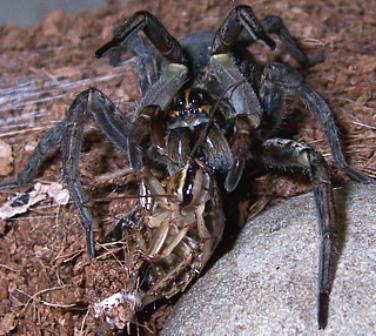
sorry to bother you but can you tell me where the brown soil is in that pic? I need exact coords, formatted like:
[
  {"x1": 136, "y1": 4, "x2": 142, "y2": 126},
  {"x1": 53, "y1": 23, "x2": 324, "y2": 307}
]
[{"x1": 0, "y1": 0, "x2": 375, "y2": 335}]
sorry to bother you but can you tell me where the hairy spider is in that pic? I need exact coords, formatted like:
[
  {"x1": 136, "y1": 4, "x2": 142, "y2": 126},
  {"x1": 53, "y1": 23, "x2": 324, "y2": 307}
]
[{"x1": 0, "y1": 5, "x2": 374, "y2": 329}]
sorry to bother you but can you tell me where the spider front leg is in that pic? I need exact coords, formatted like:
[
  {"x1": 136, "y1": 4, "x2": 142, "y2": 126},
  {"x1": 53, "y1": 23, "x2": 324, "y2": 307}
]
[
  {"x1": 125, "y1": 35, "x2": 160, "y2": 95},
  {"x1": 95, "y1": 11, "x2": 187, "y2": 65},
  {"x1": 261, "y1": 138, "x2": 337, "y2": 329},
  {"x1": 96, "y1": 11, "x2": 190, "y2": 117},
  {"x1": 212, "y1": 5, "x2": 276, "y2": 54},
  {"x1": 260, "y1": 61, "x2": 375, "y2": 183},
  {"x1": 108, "y1": 33, "x2": 160, "y2": 96}
]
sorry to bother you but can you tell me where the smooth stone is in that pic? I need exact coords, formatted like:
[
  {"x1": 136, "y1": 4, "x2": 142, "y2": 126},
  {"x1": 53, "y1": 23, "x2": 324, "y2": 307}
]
[{"x1": 162, "y1": 183, "x2": 376, "y2": 336}]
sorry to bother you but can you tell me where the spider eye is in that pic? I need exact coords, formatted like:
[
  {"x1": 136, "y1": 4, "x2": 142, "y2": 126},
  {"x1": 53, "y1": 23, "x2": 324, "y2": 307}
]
[
  {"x1": 175, "y1": 98, "x2": 184, "y2": 113},
  {"x1": 189, "y1": 92, "x2": 203, "y2": 111}
]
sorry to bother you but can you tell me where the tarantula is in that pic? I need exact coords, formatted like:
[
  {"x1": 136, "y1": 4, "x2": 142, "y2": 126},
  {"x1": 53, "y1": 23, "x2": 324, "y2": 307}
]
[{"x1": 1, "y1": 5, "x2": 374, "y2": 329}]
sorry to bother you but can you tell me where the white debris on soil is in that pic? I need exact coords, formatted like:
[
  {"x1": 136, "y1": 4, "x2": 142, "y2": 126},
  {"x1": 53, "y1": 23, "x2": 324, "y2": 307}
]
[
  {"x1": 0, "y1": 140, "x2": 13, "y2": 176},
  {"x1": 0, "y1": 182, "x2": 70, "y2": 220},
  {"x1": 93, "y1": 291, "x2": 142, "y2": 330},
  {"x1": 45, "y1": 182, "x2": 70, "y2": 205}
]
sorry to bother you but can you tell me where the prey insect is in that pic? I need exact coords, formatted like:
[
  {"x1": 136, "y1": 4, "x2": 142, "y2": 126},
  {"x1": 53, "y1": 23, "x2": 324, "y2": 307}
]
[
  {"x1": 95, "y1": 160, "x2": 224, "y2": 331},
  {"x1": 1, "y1": 4, "x2": 374, "y2": 330}
]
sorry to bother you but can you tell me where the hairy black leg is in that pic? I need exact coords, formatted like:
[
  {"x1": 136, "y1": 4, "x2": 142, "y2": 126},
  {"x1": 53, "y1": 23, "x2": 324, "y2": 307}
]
[
  {"x1": 212, "y1": 5, "x2": 276, "y2": 54},
  {"x1": 259, "y1": 69, "x2": 284, "y2": 137},
  {"x1": 95, "y1": 11, "x2": 187, "y2": 65},
  {"x1": 85, "y1": 88, "x2": 143, "y2": 171},
  {"x1": 128, "y1": 36, "x2": 160, "y2": 95},
  {"x1": 261, "y1": 15, "x2": 324, "y2": 67},
  {"x1": 61, "y1": 88, "x2": 139, "y2": 257},
  {"x1": 233, "y1": 13, "x2": 323, "y2": 67},
  {"x1": 63, "y1": 88, "x2": 154, "y2": 256},
  {"x1": 1, "y1": 87, "x2": 146, "y2": 257},
  {"x1": 261, "y1": 138, "x2": 338, "y2": 329},
  {"x1": 0, "y1": 121, "x2": 66, "y2": 190},
  {"x1": 61, "y1": 92, "x2": 96, "y2": 257},
  {"x1": 109, "y1": 32, "x2": 160, "y2": 95},
  {"x1": 261, "y1": 62, "x2": 375, "y2": 183}
]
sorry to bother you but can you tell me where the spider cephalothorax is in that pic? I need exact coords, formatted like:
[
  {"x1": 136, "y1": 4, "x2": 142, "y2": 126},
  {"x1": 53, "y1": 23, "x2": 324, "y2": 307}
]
[{"x1": 1, "y1": 5, "x2": 374, "y2": 330}]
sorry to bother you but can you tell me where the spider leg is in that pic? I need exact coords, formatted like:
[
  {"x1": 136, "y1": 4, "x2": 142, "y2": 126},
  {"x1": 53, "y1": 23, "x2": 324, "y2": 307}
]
[
  {"x1": 61, "y1": 91, "x2": 96, "y2": 257},
  {"x1": 212, "y1": 5, "x2": 276, "y2": 54},
  {"x1": 85, "y1": 88, "x2": 143, "y2": 171},
  {"x1": 0, "y1": 88, "x2": 146, "y2": 256},
  {"x1": 0, "y1": 89, "x2": 131, "y2": 189},
  {"x1": 236, "y1": 15, "x2": 324, "y2": 67},
  {"x1": 261, "y1": 61, "x2": 375, "y2": 183},
  {"x1": 0, "y1": 121, "x2": 66, "y2": 190},
  {"x1": 261, "y1": 138, "x2": 337, "y2": 329},
  {"x1": 95, "y1": 12, "x2": 191, "y2": 171},
  {"x1": 95, "y1": 11, "x2": 188, "y2": 66},
  {"x1": 107, "y1": 40, "x2": 188, "y2": 173},
  {"x1": 62, "y1": 88, "x2": 146, "y2": 257},
  {"x1": 109, "y1": 33, "x2": 160, "y2": 95},
  {"x1": 259, "y1": 67, "x2": 285, "y2": 137},
  {"x1": 260, "y1": 15, "x2": 324, "y2": 67},
  {"x1": 129, "y1": 36, "x2": 160, "y2": 95},
  {"x1": 97, "y1": 12, "x2": 189, "y2": 112}
]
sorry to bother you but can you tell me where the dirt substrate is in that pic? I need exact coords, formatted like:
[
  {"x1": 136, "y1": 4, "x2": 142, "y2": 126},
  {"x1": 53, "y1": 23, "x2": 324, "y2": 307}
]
[{"x1": 0, "y1": 0, "x2": 375, "y2": 335}]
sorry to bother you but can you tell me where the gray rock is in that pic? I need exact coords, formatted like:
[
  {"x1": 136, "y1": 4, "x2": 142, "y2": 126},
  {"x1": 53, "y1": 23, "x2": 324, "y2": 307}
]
[{"x1": 162, "y1": 183, "x2": 376, "y2": 336}]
